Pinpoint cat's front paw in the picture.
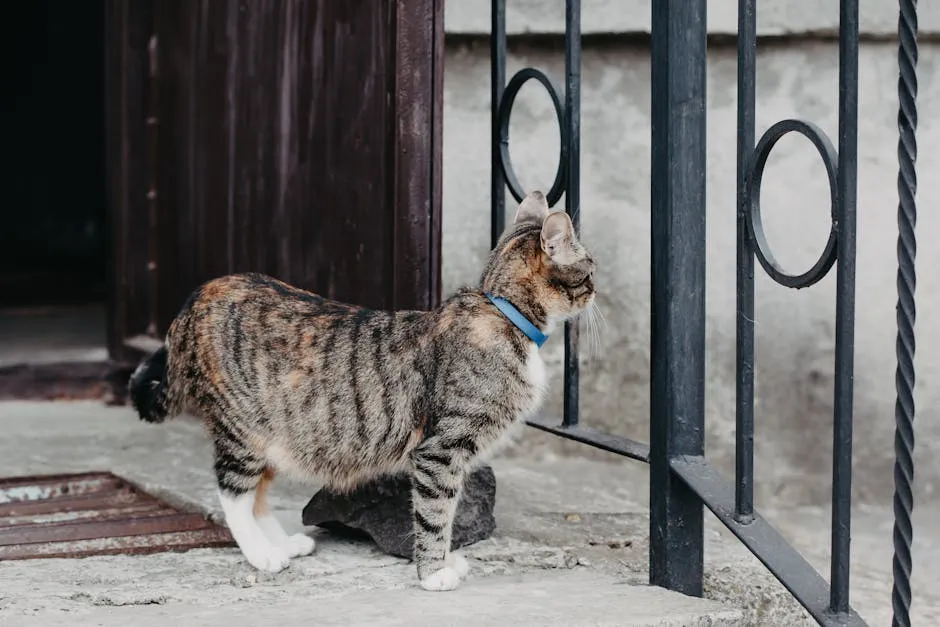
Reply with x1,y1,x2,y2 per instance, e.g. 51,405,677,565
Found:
244,544,291,573
447,553,469,578
420,566,461,591
284,533,316,558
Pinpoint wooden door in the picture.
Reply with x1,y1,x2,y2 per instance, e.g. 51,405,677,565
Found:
106,0,444,363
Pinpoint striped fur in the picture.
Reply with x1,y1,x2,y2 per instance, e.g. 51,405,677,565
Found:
128,191,596,590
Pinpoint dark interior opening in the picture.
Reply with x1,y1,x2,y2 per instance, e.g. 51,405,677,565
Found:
1,0,107,309
0,0,109,370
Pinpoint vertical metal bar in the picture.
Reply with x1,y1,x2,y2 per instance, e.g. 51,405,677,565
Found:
490,0,507,249
890,0,919,625
649,0,707,597
830,0,859,614
734,0,756,523
562,0,581,427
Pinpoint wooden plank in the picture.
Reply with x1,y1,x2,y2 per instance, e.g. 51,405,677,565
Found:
105,0,155,362
392,0,445,310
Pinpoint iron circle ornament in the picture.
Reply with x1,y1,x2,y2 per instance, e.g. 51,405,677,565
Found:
745,119,840,289
497,68,568,206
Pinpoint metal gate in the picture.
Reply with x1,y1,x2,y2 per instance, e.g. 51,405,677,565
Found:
488,1,922,625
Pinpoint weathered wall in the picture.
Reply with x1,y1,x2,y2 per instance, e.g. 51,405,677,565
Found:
440,1,940,509
446,0,940,38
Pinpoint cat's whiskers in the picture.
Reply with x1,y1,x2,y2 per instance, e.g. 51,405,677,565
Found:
575,300,605,362
590,301,606,360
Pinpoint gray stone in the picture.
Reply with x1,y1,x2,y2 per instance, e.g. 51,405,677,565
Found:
301,466,497,558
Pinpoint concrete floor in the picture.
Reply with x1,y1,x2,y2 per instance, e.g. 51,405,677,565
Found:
0,401,936,626
0,305,107,368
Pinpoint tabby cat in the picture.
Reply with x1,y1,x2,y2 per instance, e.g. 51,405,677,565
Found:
128,191,596,591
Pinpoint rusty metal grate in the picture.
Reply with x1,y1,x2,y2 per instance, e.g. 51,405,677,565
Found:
0,471,234,560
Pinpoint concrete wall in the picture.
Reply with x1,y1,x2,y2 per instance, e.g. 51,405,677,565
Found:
440,1,940,509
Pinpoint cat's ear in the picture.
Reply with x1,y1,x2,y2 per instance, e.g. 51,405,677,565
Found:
540,210,577,261
513,191,549,225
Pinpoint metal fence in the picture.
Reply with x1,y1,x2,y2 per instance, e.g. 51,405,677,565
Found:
488,1,921,626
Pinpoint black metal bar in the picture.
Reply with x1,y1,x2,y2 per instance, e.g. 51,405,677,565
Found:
649,0,707,597
671,456,867,627
562,0,581,427
890,0,919,625
734,0,756,525
527,415,650,463
830,0,859,614
490,0,507,249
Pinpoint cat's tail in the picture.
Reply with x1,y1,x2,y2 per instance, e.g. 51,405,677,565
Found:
128,344,177,423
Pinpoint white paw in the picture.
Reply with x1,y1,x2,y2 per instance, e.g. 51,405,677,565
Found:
447,553,470,577
243,545,291,573
420,567,461,591
284,533,316,557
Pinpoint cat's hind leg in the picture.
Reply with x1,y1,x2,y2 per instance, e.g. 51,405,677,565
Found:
253,467,316,558
212,420,291,573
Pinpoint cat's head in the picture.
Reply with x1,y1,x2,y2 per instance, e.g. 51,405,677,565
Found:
480,191,596,327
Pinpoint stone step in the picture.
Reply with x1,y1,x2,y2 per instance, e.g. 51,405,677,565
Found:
322,571,747,627
4,571,745,627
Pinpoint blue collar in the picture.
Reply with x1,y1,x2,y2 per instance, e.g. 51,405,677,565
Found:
485,293,549,348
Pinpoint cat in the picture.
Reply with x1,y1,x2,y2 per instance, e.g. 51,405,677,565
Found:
128,190,596,591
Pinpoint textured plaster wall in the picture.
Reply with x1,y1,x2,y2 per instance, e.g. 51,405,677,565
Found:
440,6,940,509
445,0,940,38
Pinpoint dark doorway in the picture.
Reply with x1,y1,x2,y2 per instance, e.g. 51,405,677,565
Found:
0,0,108,367
1,0,107,307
